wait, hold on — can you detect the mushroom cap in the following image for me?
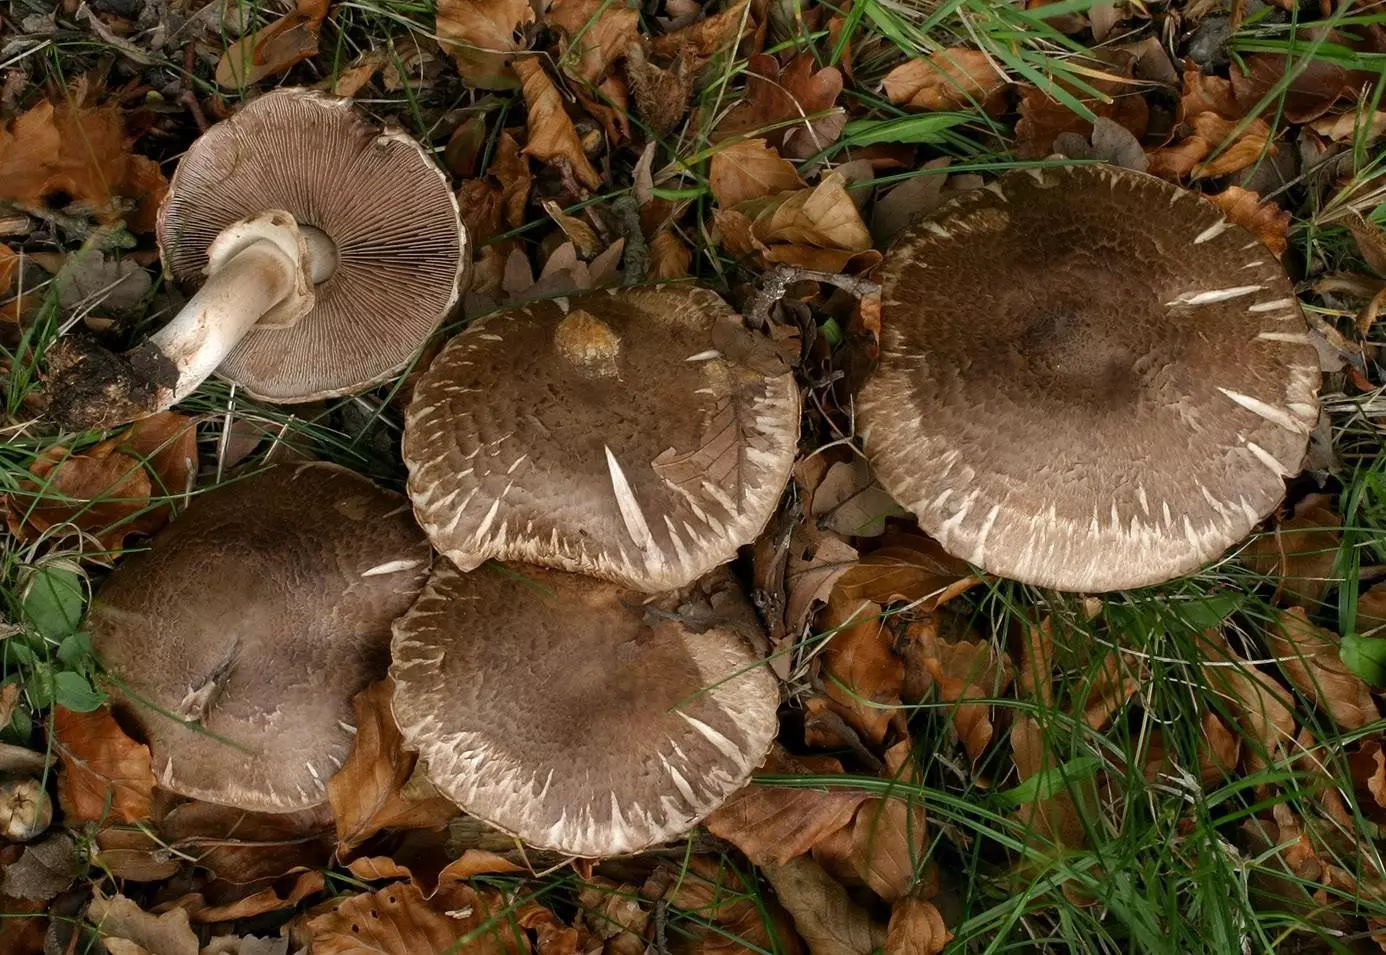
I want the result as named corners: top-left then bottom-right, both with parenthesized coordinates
top-left (390, 560), bottom-right (780, 857)
top-left (89, 463), bottom-right (431, 812)
top-left (859, 165), bottom-right (1321, 592)
top-left (402, 285), bottom-right (800, 593)
top-left (158, 88), bottom-right (466, 403)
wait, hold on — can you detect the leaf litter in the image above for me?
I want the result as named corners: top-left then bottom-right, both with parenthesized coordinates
top-left (2, 0), bottom-right (1386, 951)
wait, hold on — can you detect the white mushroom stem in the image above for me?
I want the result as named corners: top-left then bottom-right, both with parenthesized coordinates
top-left (138, 209), bottom-right (329, 411)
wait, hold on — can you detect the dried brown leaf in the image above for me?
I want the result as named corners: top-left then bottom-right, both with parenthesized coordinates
top-left (736, 172), bottom-right (871, 252)
top-left (820, 594), bottom-right (903, 745)
top-left (1014, 66), bottom-right (1147, 158)
top-left (1081, 650), bottom-right (1146, 731)
top-left (308, 881), bottom-right (519, 955)
top-left (157, 800), bottom-right (333, 885)
top-left (764, 855), bottom-right (887, 955)
top-left (649, 0), bottom-right (751, 64)
top-left (1269, 608), bottom-right (1379, 731)
top-left (1231, 54), bottom-right (1369, 125)
top-left (51, 706), bottom-right (153, 825)
top-left (922, 634), bottom-right (1013, 763)
top-left (648, 229), bottom-right (692, 279)
top-left (882, 50), bottom-right (1006, 112)
top-left (216, 0), bottom-right (330, 88)
top-left (1010, 716), bottom-right (1085, 851)
top-left (550, 0), bottom-right (640, 83)
top-left (834, 536), bottom-right (975, 608)
top-left (710, 139), bottom-right (803, 209)
top-left (715, 53), bottom-right (843, 148)
top-left (1198, 633), bottom-right (1296, 777)
top-left (885, 897), bottom-right (951, 955)
top-left (89, 893), bottom-right (198, 955)
top-left (1206, 186), bottom-right (1290, 258)
top-left (437, 0), bottom-right (535, 89)
top-left (514, 58), bottom-right (602, 190)
top-left (706, 747), bottom-right (867, 866)
top-left (328, 679), bottom-right (458, 854)
top-left (1242, 493), bottom-right (1341, 608)
top-left (192, 871), bottom-right (325, 923)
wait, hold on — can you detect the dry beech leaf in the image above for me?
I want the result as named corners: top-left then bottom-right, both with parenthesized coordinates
top-left (1231, 53), bottom-right (1370, 125)
top-left (88, 892), bottom-right (198, 955)
top-left (730, 172), bottom-right (871, 256)
top-left (191, 870), bottom-right (325, 923)
top-left (1242, 493), bottom-right (1341, 608)
top-left (328, 679), bottom-right (457, 854)
top-left (437, 0), bottom-right (536, 89)
top-left (834, 533), bottom-right (976, 608)
top-left (549, 0), bottom-right (640, 83)
top-left (710, 139), bottom-right (803, 210)
top-left (817, 742), bottom-right (931, 903)
top-left (1014, 64), bottom-right (1147, 158)
top-left (308, 880), bottom-right (519, 955)
top-left (157, 800), bottom-right (333, 885)
top-left (491, 132), bottom-right (533, 229)
top-left (577, 878), bottom-right (647, 953)
top-left (0, 99), bottom-right (167, 232)
top-left (1311, 110), bottom-right (1386, 144)
top-left (785, 523), bottom-right (860, 643)
top-left (885, 897), bottom-right (951, 955)
top-left (1349, 740), bottom-right (1386, 811)
top-left (1148, 111), bottom-right (1274, 180)
top-left (514, 58), bottom-right (603, 190)
top-left (1206, 186), bottom-right (1291, 258)
top-left (764, 855), bottom-right (887, 955)
top-left (1197, 633), bottom-right (1296, 778)
top-left (5, 411), bottom-right (198, 557)
top-left (216, 0), bottom-right (331, 88)
top-left (1198, 712), bottom-right (1241, 785)
top-left (1009, 716), bottom-right (1085, 852)
top-left (882, 50), bottom-right (1007, 113)
top-left (1081, 650), bottom-right (1147, 731)
top-left (1269, 608), bottom-right (1379, 731)
top-left (706, 746), bottom-right (868, 866)
top-left (820, 593), bottom-right (903, 744)
top-left (923, 635), bottom-right (1014, 764)
top-left (649, 0), bottom-right (752, 65)
top-left (660, 857), bottom-right (804, 955)
top-left (648, 229), bottom-right (692, 279)
top-left (51, 706), bottom-right (154, 825)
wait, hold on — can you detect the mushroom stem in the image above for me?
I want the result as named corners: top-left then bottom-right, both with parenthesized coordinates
top-left (45, 210), bottom-right (320, 431)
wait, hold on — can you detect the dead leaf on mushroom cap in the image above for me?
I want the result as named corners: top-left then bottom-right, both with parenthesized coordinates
top-left (1206, 186), bottom-right (1291, 258)
top-left (437, 0), bottom-right (537, 89)
top-left (881, 49), bottom-right (1007, 113)
top-left (4, 412), bottom-right (198, 558)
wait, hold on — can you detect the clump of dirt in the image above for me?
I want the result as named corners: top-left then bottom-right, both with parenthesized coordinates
top-left (41, 336), bottom-right (174, 430)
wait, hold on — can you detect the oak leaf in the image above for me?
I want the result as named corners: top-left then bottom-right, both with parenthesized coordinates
top-left (706, 747), bottom-right (868, 866)
top-left (328, 679), bottom-right (458, 854)
top-left (1268, 608), bottom-right (1379, 731)
top-left (514, 58), bottom-right (603, 190)
top-left (882, 50), bottom-right (1006, 113)
top-left (715, 54), bottom-right (843, 149)
top-left (710, 139), bottom-right (803, 209)
top-left (885, 897), bottom-right (951, 955)
top-left (437, 0), bottom-right (536, 89)
top-left (764, 855), bottom-right (887, 955)
top-left (51, 705), bottom-right (154, 825)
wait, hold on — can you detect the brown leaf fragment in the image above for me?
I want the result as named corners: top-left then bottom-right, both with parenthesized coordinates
top-left (308, 880), bottom-right (520, 955)
top-left (649, 0), bottom-right (752, 65)
top-left (514, 58), bottom-right (603, 190)
top-left (577, 879), bottom-right (647, 953)
top-left (2, 833), bottom-right (80, 902)
top-left (328, 679), bottom-right (458, 854)
top-left (158, 800), bottom-right (333, 884)
top-left (88, 892), bottom-right (198, 955)
top-left (734, 172), bottom-right (871, 255)
top-left (437, 0), bottom-right (536, 89)
top-left (1198, 713), bottom-right (1242, 785)
top-left (820, 594), bottom-right (903, 744)
top-left (648, 229), bottom-right (692, 279)
top-left (1231, 53), bottom-right (1370, 125)
top-left (1206, 186), bottom-right (1290, 258)
top-left (1010, 716), bottom-right (1086, 852)
top-left (216, 0), bottom-right (331, 88)
top-left (192, 870), bottom-right (326, 922)
top-left (882, 50), bottom-right (1007, 112)
top-left (922, 634), bottom-right (1013, 763)
top-left (1268, 608), bottom-right (1379, 731)
top-left (51, 705), bottom-right (153, 825)
top-left (1081, 651), bottom-right (1146, 731)
top-left (1243, 493), bottom-right (1341, 608)
top-left (1014, 66), bottom-right (1147, 158)
top-left (710, 139), bottom-right (804, 209)
top-left (706, 747), bottom-right (867, 866)
top-left (550, 0), bottom-right (640, 84)
top-left (715, 53), bottom-right (843, 149)
top-left (885, 897), bottom-right (951, 955)
top-left (834, 535), bottom-right (975, 607)
top-left (1198, 633), bottom-right (1296, 777)
top-left (764, 855), bottom-right (887, 955)
top-left (1349, 740), bottom-right (1386, 810)
top-left (658, 857), bottom-right (804, 955)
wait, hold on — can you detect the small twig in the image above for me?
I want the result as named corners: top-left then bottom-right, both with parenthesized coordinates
top-left (653, 899), bottom-right (670, 955)
top-left (179, 90), bottom-right (209, 134)
top-left (611, 195), bottom-right (648, 285)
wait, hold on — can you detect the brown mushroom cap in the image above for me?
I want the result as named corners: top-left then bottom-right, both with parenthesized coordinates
top-left (402, 285), bottom-right (800, 593)
top-left (158, 88), bottom-right (466, 402)
top-left (390, 561), bottom-right (780, 857)
top-left (89, 463), bottom-right (430, 812)
top-left (859, 165), bottom-right (1321, 592)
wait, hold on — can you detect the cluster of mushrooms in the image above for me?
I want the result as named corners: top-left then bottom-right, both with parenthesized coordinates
top-left (72, 89), bottom-right (1321, 859)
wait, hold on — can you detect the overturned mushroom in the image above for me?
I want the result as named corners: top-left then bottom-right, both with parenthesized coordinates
top-left (47, 88), bottom-right (466, 430)
top-left (88, 464), bottom-right (430, 812)
top-left (859, 164), bottom-right (1321, 592)
top-left (403, 285), bottom-right (800, 593)
top-left (390, 561), bottom-right (779, 857)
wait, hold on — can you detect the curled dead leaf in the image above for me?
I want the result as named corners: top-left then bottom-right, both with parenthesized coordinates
top-left (216, 0), bottom-right (332, 88)
top-left (710, 139), bottom-right (804, 210)
top-left (1269, 608), bottom-right (1379, 731)
top-left (1198, 632), bottom-right (1296, 778)
top-left (648, 229), bottom-right (693, 280)
top-left (882, 50), bottom-right (1007, 113)
top-left (885, 897), bottom-right (951, 955)
top-left (819, 594), bottom-right (903, 745)
top-left (51, 705), bottom-right (154, 825)
top-left (437, 0), bottom-right (536, 89)
top-left (923, 635), bottom-right (1014, 764)
top-left (308, 880), bottom-right (521, 955)
top-left (88, 892), bottom-right (198, 955)
top-left (328, 679), bottom-right (458, 855)
top-left (706, 746), bottom-right (868, 866)
top-left (514, 58), bottom-right (603, 190)
top-left (549, 0), bottom-right (640, 84)
top-left (764, 855), bottom-right (887, 955)
top-left (1206, 186), bottom-right (1291, 258)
